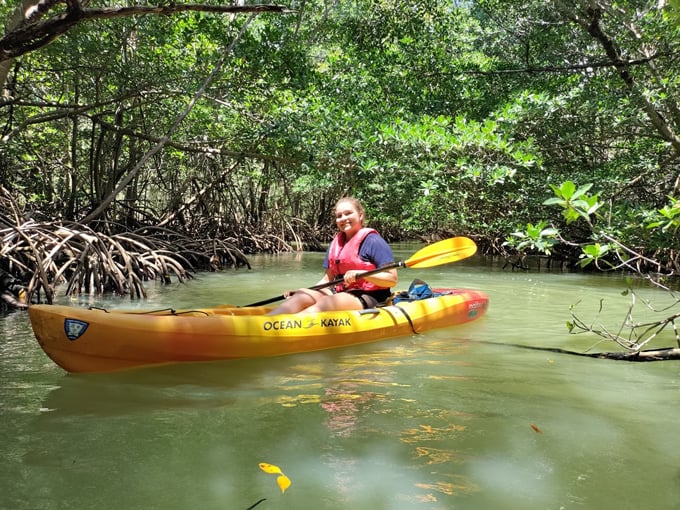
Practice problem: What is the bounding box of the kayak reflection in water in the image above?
[266,197,398,315]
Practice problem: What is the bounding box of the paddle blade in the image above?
[404,237,477,268]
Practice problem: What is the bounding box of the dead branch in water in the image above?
[566,288,680,353]
[480,341,680,361]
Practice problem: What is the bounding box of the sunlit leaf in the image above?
[277,474,292,494]
[259,462,283,475]
[559,180,576,199]
[572,183,593,199]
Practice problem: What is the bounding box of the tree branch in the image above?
[0,3,292,63]
[564,2,680,156]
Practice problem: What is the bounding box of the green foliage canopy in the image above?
[0,0,677,265]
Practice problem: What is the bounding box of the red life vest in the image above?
[327,228,381,292]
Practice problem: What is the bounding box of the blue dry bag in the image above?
[392,279,434,304]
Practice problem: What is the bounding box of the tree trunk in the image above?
[1,0,43,96]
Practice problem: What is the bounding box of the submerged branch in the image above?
[481,341,680,362]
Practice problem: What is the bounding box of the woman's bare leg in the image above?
[304,292,363,313]
[266,289,328,315]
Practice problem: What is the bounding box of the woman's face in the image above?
[335,201,363,237]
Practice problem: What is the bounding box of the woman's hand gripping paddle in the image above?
[244,236,477,307]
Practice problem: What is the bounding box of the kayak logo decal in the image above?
[467,301,487,318]
[318,318,351,327]
[64,319,89,341]
[263,317,351,332]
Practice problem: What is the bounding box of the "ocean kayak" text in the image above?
[262,317,351,331]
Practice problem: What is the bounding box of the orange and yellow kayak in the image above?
[28,288,488,373]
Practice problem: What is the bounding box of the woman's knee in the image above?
[307,293,362,312]
[294,289,324,304]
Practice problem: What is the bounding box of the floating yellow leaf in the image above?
[259,462,283,475]
[259,462,292,494]
[277,474,292,494]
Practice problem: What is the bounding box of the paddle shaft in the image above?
[245,261,405,307]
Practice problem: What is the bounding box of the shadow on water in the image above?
[37,329,479,418]
[40,362,251,417]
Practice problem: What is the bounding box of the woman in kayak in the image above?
[267,197,398,314]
